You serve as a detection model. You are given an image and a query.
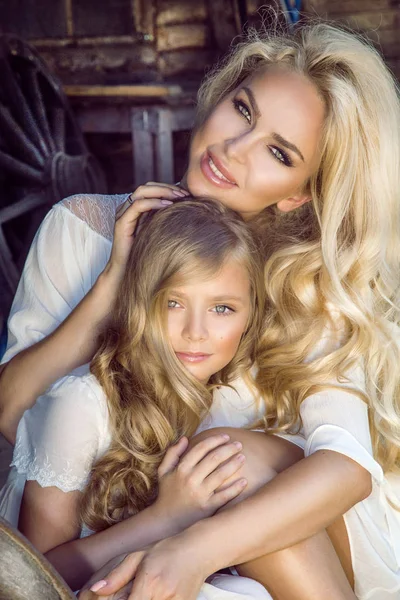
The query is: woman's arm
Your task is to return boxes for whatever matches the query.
[0,187,186,443]
[184,449,371,571]
[0,266,121,444]
[83,449,371,600]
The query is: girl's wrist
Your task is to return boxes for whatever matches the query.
[149,498,188,538]
[176,519,224,578]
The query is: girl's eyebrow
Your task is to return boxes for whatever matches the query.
[211,295,246,306]
[242,86,305,162]
[169,290,246,305]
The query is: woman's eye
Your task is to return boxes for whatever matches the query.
[269,146,292,167]
[233,99,251,124]
[168,300,180,308]
[213,305,233,315]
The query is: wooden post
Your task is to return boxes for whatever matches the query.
[131,108,154,185]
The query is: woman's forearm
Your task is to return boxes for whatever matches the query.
[185,450,372,575]
[0,266,122,444]
[45,500,184,591]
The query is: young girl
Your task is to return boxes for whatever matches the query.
[1,199,272,599]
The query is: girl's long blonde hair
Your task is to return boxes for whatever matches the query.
[81,199,265,531]
[198,20,400,471]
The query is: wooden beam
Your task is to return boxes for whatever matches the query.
[64,84,182,98]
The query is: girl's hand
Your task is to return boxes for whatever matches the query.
[80,536,207,600]
[153,434,247,531]
[108,183,189,276]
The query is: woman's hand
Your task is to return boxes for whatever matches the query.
[153,434,247,531]
[107,183,189,277]
[79,535,208,600]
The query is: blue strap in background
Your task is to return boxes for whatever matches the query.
[0,324,7,362]
[279,0,302,25]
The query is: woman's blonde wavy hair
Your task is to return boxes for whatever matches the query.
[197,20,400,472]
[81,199,265,531]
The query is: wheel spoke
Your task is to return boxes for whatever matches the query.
[0,149,45,184]
[0,50,48,158]
[50,107,66,152]
[23,67,56,155]
[0,103,45,168]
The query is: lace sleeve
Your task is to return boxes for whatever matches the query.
[61,193,129,241]
[11,375,111,492]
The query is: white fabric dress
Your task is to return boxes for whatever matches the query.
[1,194,400,599]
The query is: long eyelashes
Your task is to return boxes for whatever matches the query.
[232,98,251,123]
[232,97,293,167]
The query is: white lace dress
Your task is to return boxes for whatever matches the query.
[1,194,400,599]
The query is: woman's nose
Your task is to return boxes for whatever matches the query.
[224,130,254,164]
[183,312,208,342]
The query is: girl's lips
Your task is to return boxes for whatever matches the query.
[200,152,237,189]
[176,352,211,363]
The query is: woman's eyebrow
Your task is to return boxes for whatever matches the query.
[242,86,305,162]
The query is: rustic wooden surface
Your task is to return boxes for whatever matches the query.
[303,0,400,79]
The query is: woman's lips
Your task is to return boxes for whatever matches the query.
[176,352,211,363]
[200,152,237,189]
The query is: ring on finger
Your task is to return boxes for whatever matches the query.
[127,195,134,205]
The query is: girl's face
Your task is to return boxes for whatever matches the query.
[167,259,251,383]
[184,66,325,219]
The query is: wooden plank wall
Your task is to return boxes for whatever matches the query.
[303,0,400,79]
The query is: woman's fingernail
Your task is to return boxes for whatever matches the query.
[233,441,242,449]
[173,190,186,197]
[240,478,247,487]
[161,200,173,205]
[222,434,230,440]
[90,580,108,592]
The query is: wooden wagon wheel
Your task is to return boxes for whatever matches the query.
[0,35,107,314]
[0,516,75,600]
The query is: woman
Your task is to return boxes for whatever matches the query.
[1,18,400,599]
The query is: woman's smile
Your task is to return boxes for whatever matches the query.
[200,150,237,188]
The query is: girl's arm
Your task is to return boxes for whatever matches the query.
[20,435,247,591]
[0,187,186,443]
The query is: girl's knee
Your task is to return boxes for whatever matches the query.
[189,428,304,499]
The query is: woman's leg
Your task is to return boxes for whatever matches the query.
[189,428,356,600]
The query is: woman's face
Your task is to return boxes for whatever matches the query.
[184,66,326,219]
[167,259,251,383]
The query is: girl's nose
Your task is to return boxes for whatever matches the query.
[183,312,208,342]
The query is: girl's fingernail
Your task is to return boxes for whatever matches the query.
[233,441,242,449]
[222,434,230,440]
[161,200,173,205]
[90,580,108,592]
[236,453,245,461]
[240,478,247,487]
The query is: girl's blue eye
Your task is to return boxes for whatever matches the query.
[213,305,233,315]
[233,98,251,124]
[168,300,180,308]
